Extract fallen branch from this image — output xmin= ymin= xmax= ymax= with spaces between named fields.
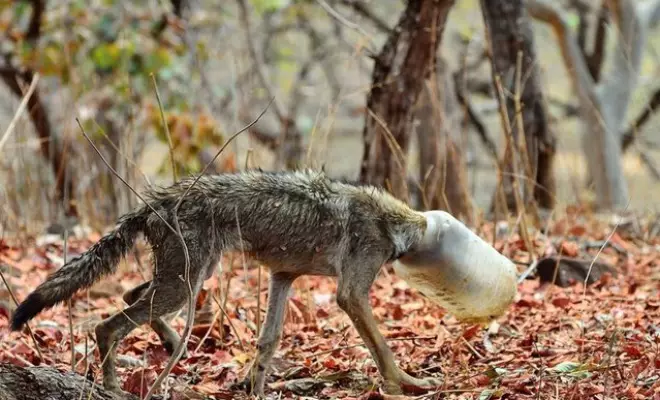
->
xmin=0 ymin=363 xmax=138 ymax=400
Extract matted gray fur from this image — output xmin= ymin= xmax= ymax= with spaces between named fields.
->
xmin=11 ymin=169 xmax=442 ymax=396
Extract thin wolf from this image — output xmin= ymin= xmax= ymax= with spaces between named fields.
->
xmin=10 ymin=169 xmax=442 ymax=396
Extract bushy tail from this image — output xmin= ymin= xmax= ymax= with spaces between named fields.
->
xmin=10 ymin=207 xmax=150 ymax=331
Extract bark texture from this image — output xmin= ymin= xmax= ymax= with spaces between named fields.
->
xmin=0 ymin=363 xmax=137 ymax=400
xmin=480 ymin=0 xmax=556 ymax=212
xmin=360 ymin=0 xmax=455 ymax=200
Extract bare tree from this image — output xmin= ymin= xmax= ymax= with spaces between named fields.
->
xmin=360 ymin=0 xmax=455 ymax=200
xmin=528 ymin=0 xmax=660 ymax=210
xmin=480 ymin=0 xmax=557 ymax=215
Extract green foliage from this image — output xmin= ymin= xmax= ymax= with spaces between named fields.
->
xmin=148 ymin=104 xmax=225 ymax=176
xmin=1 ymin=0 xmax=222 ymax=175
xmin=251 ymin=0 xmax=292 ymax=14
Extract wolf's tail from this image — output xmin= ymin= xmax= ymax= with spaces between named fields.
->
xmin=10 ymin=206 xmax=150 ymax=331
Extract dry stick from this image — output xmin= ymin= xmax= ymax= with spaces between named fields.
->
xmin=76 ymin=119 xmax=192 ymax=399
xmin=306 ymin=335 xmax=437 ymax=358
xmin=314 ymin=0 xmax=377 ymax=53
xmin=0 ymin=260 xmax=46 ymax=362
xmin=236 ymin=0 xmax=285 ymax=122
xmin=0 ymin=72 xmax=40 ymax=152
xmin=0 ymin=208 xmax=45 ymax=364
xmin=494 ymin=75 xmax=535 ymax=262
xmin=256 ymin=266 xmax=262 ymax=338
xmin=65 ymin=230 xmax=76 ymax=370
xmin=91 ymin=119 xmax=153 ymax=187
xmin=143 ymin=98 xmax=275 ymax=400
xmin=365 ymin=108 xmax=410 ymax=200
xmin=210 ymin=292 xmax=246 ymax=353
xmin=150 ymin=73 xmax=178 ymax=182
xmin=59 ymin=157 xmax=77 ymax=372
xmin=193 ymin=307 xmax=223 ymax=354
xmin=217 ymin=253 xmax=235 ymax=347
xmin=513 ymin=50 xmax=540 ymax=225
xmin=76 ymin=100 xmax=260 ymax=399
xmin=581 ymin=197 xmax=631 ymax=297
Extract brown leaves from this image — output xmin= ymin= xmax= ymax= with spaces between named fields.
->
xmin=1 ymin=214 xmax=659 ymax=399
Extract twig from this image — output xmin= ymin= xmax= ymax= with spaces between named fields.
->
xmin=210 ymin=292 xmax=246 ymax=353
xmin=517 ymin=258 xmax=540 ymax=283
xmin=622 ymin=87 xmax=660 ymax=151
xmin=306 ymin=335 xmax=437 ymax=358
xmin=582 ymin=196 xmax=630 ymax=297
xmin=65 ymin=234 xmax=75 ymax=371
xmin=0 ymin=257 xmax=45 ymax=363
xmin=0 ymin=73 xmax=40 ymax=152
xmin=638 ymin=148 xmax=660 ymax=181
xmin=235 ymin=0 xmax=285 ymax=122
xmin=453 ymin=72 xmax=498 ymax=161
xmin=315 ymin=0 xmax=377 ymax=52
xmin=143 ymin=97 xmax=274 ymax=400
xmin=150 ymin=73 xmax=177 ymax=182
xmin=76 ymin=119 xmax=191 ymax=400
xmin=338 ymin=0 xmax=391 ymax=34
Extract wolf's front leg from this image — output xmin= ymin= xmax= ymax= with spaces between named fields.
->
xmin=336 ymin=256 xmax=441 ymax=394
xmin=237 ymin=272 xmax=296 ymax=397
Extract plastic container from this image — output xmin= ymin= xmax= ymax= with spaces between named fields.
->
xmin=393 ymin=210 xmax=518 ymax=323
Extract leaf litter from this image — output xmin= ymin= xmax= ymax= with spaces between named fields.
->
xmin=0 ymin=212 xmax=659 ymax=399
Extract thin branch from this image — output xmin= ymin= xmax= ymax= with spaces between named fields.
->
xmin=150 ymin=74 xmax=178 ymax=181
xmin=0 ymin=73 xmax=40 ymax=152
xmin=314 ymin=0 xmax=378 ymax=52
xmin=527 ymin=0 xmax=599 ymax=108
xmin=235 ymin=0 xmax=286 ymax=123
xmin=25 ymin=0 xmax=45 ymax=42
xmin=453 ymin=72 xmax=499 ymax=161
xmin=639 ymin=148 xmax=660 ymax=180
xmin=144 ymin=98 xmax=274 ymax=400
xmin=622 ymin=86 xmax=660 ymax=150
xmin=338 ymin=0 xmax=392 ymax=34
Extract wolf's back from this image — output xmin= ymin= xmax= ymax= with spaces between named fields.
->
xmin=10 ymin=207 xmax=149 ymax=331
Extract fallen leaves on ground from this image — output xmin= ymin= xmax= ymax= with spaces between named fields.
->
xmin=0 ymin=212 xmax=659 ymax=399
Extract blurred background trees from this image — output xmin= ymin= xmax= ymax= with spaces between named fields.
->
xmin=1 ymin=0 xmax=659 ymax=234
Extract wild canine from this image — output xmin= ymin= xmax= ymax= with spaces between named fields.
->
xmin=10 ymin=169 xmax=444 ymax=396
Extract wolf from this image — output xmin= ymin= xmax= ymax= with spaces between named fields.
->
xmin=10 ymin=169 xmax=443 ymax=397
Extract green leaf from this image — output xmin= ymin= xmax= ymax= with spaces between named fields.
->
xmin=91 ymin=43 xmax=122 ymax=71
xmin=251 ymin=0 xmax=291 ymax=14
xmin=566 ymin=13 xmax=580 ymax=29
xmin=549 ymin=361 xmax=581 ymax=373
xmin=548 ymin=361 xmax=593 ymax=380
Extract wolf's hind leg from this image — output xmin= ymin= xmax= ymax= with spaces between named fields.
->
xmin=123 ymin=280 xmax=187 ymax=357
xmin=96 ymin=278 xmax=189 ymax=393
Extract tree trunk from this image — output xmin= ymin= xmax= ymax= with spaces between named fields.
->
xmin=415 ymin=58 xmax=472 ymax=222
xmin=480 ymin=0 xmax=556 ymax=214
xmin=0 ymin=363 xmax=137 ymax=400
xmin=0 ymin=70 xmax=78 ymax=218
xmin=360 ymin=0 xmax=455 ymax=200
xmin=527 ymin=0 xmax=660 ymax=210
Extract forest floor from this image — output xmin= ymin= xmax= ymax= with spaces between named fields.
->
xmin=1 ymin=209 xmax=658 ymax=399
